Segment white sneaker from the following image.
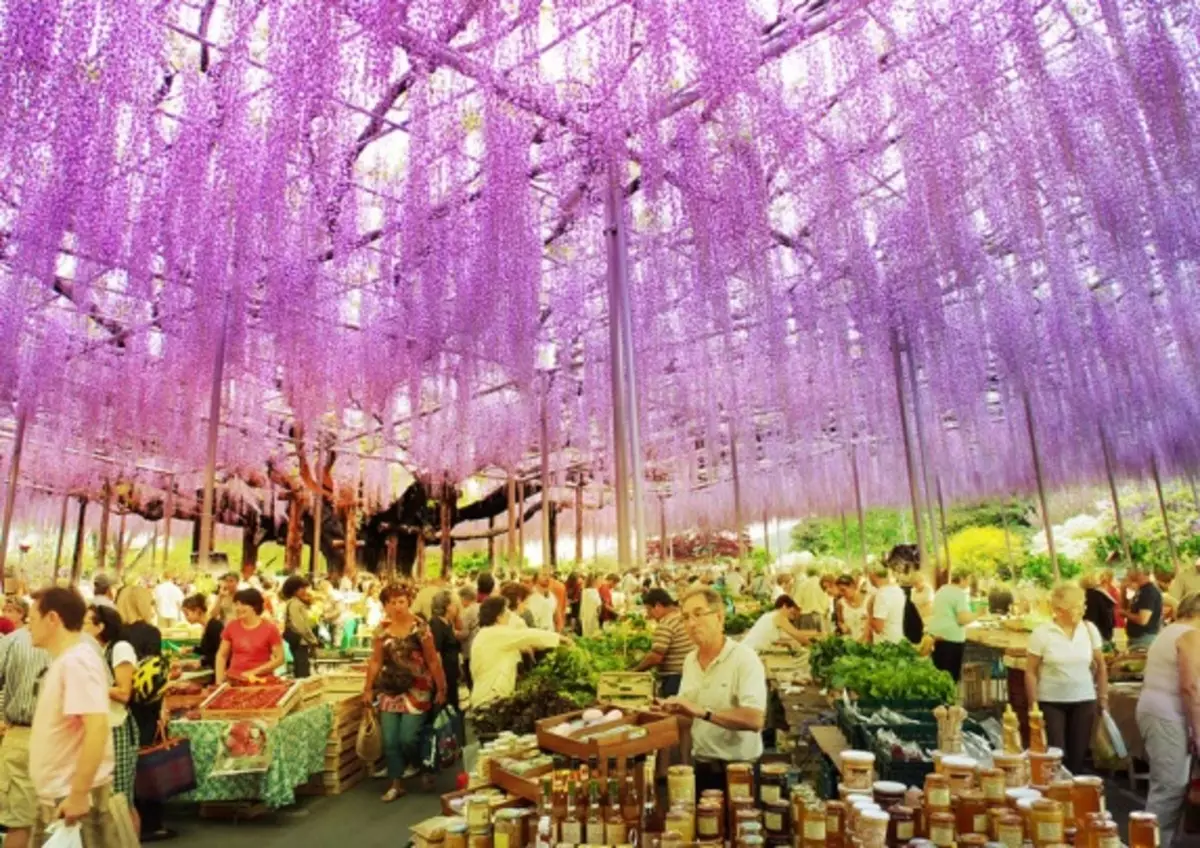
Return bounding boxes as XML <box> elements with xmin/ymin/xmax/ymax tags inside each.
<box><xmin>401</xmin><ymin>765</ymin><xmax>420</xmax><ymax>779</ymax></box>
<box><xmin>372</xmin><ymin>766</ymin><xmax>387</xmax><ymax>778</ymax></box>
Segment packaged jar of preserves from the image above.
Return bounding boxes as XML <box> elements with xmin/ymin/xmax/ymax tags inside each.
<box><xmin>494</xmin><ymin>810</ymin><xmax>526</xmax><ymax>848</ymax></box>
<box><xmin>790</xmin><ymin>788</ymin><xmax>808</xmax><ymax>834</ymax></box>
<box><xmin>728</xmin><ymin>763</ymin><xmax>756</xmax><ymax>802</ymax></box>
<box><xmin>942</xmin><ymin>755</ymin><xmax>979</xmax><ymax>793</ymax></box>
<box><xmin>825</xmin><ymin>801</ymin><xmax>846</xmax><ymax>848</ymax></box>
<box><xmin>1028</xmin><ymin>748</ymin><xmax>1063</xmax><ymax>787</ymax></box>
<box><xmin>872</xmin><ymin>781</ymin><xmax>906</xmax><ymax>812</ymax></box>
<box><xmin>469</xmin><ymin>828</ymin><xmax>492</xmax><ymax>848</ymax></box>
<box><xmin>801</xmin><ymin>803</ymin><xmax>825</xmax><ymax>848</ymax></box>
<box><xmin>1045</xmin><ymin>781</ymin><xmax>1074</xmax><ymax>827</ymax></box>
<box><xmin>996</xmin><ymin>813</ymin><xmax>1024</xmax><ymax>848</ymax></box>
<box><xmin>739</xmin><ymin>835</ymin><xmax>765</xmax><ymax>848</ymax></box>
<box><xmin>466</xmin><ymin>796</ymin><xmax>494</xmax><ymax>831</ymax></box>
<box><xmin>764</xmin><ymin>800</ymin><xmax>790</xmax><ymax>837</ymax></box>
<box><xmin>958</xmin><ymin>836</ymin><xmax>988</xmax><ymax>848</ymax></box>
<box><xmin>928</xmin><ymin>812</ymin><xmax>956</xmax><ymax>848</ymax></box>
<box><xmin>858</xmin><ymin>809</ymin><xmax>889</xmax><ymax>848</ymax></box>
<box><xmin>446</xmin><ymin>822</ymin><xmax>470</xmax><ymax>848</ymax></box>
<box><xmin>841</xmin><ymin>751</ymin><xmax>876</xmax><ymax>791</ymax></box>
<box><xmin>924</xmin><ymin>774</ymin><xmax>951</xmax><ymax>811</ymax></box>
<box><xmin>738</xmin><ymin>821</ymin><xmax>765</xmax><ymax>844</ymax></box>
<box><xmin>1005</xmin><ymin>787</ymin><xmax>1041</xmax><ymax>810</ymax></box>
<box><xmin>667</xmin><ymin>766</ymin><xmax>695</xmax><ymax>809</ymax></box>
<box><xmin>1072</xmin><ymin>776</ymin><xmax>1105</xmax><ymax>823</ymax></box>
<box><xmin>1091</xmin><ymin>820</ymin><xmax>1120</xmax><ymax>848</ymax></box>
<box><xmin>987</xmin><ymin>807</ymin><xmax>1009</xmax><ymax>841</ymax></box>
<box><xmin>888</xmin><ymin>805</ymin><xmax>915</xmax><ymax>847</ymax></box>
<box><xmin>760</xmin><ymin>762</ymin><xmax>790</xmax><ymax>805</ymax></box>
<box><xmin>1128</xmin><ymin>811</ymin><xmax>1160</xmax><ymax>848</ymax></box>
<box><xmin>735</xmin><ymin>806</ymin><xmax>763</xmax><ymax>833</ymax></box>
<box><xmin>992</xmin><ymin>752</ymin><xmax>1029</xmax><ymax>788</ymax></box>
<box><xmin>1030</xmin><ymin>799</ymin><xmax>1064</xmax><ymax>847</ymax></box>
<box><xmin>696</xmin><ymin>800</ymin><xmax>723</xmax><ymax>841</ymax></box>
<box><xmin>956</xmin><ymin>790</ymin><xmax>989</xmax><ymax>836</ymax></box>
<box><xmin>659</xmin><ymin>832</ymin><xmax>683</xmax><ymax>848</ymax></box>
<box><xmin>665</xmin><ymin>804</ymin><xmax>695</xmax><ymax>844</ymax></box>
<box><xmin>979</xmin><ymin>768</ymin><xmax>1007</xmax><ymax>805</ymax></box>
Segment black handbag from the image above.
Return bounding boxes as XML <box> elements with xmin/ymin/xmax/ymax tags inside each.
<box><xmin>135</xmin><ymin>723</ymin><xmax>198</xmax><ymax>802</ymax></box>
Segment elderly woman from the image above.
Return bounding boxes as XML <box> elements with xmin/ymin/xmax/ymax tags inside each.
<box><xmin>429</xmin><ymin>590</ymin><xmax>463</xmax><ymax>716</ymax></box>
<box><xmin>1136</xmin><ymin>592</ymin><xmax>1200</xmax><ymax>844</ymax></box>
<box><xmin>1025</xmin><ymin>583</ymin><xmax>1109</xmax><ymax>776</ymax></box>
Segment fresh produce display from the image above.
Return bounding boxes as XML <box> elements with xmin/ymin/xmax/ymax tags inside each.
<box><xmin>205</xmin><ymin>684</ymin><xmax>292</xmax><ymax>711</ymax></box>
<box><xmin>471</xmin><ymin>680</ymin><xmax>583</xmax><ymax>737</ymax></box>
<box><xmin>809</xmin><ymin>636</ymin><xmax>920</xmax><ymax>685</ymax></box>
<box><xmin>808</xmin><ymin>636</ymin><xmax>955</xmax><ymax>705</ymax></box>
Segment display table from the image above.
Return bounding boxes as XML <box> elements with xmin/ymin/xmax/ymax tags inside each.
<box><xmin>168</xmin><ymin>703</ymin><xmax>333</xmax><ymax>808</ymax></box>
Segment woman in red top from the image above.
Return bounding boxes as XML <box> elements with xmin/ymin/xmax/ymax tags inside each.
<box><xmin>215</xmin><ymin>588</ymin><xmax>284</xmax><ymax>684</ymax></box>
<box><xmin>363</xmin><ymin>584</ymin><xmax>446</xmax><ymax>802</ymax></box>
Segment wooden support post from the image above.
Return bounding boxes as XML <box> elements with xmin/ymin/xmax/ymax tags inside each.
<box><xmin>162</xmin><ymin>476</ymin><xmax>174</xmax><ymax>572</ymax></box>
<box><xmin>659</xmin><ymin>498</ymin><xmax>668</xmax><ymax>562</ymax></box>
<box><xmin>440</xmin><ymin>483</ymin><xmax>453</xmax><ymax>577</ymax></box>
<box><xmin>198</xmin><ymin>304</ymin><xmax>229</xmax><ymax>569</ymax></box>
<box><xmin>98</xmin><ymin>483</ymin><xmax>112</xmax><ymax>573</ymax></box>
<box><xmin>891</xmin><ymin>329</ymin><xmax>927</xmax><ymax>568</ymax></box>
<box><xmin>575</xmin><ymin>481</ymin><xmax>584</xmax><ymax>565</ymax></box>
<box><xmin>851</xmin><ymin>444</ymin><xmax>868</xmax><ymax>566</ymax></box>
<box><xmin>115</xmin><ymin>509</ymin><xmax>127</xmax><ymax>573</ymax></box>
<box><xmin>936</xmin><ymin>476</ymin><xmax>951</xmax><ymax>584</ymax></box>
<box><xmin>906</xmin><ymin>347</ymin><xmax>940</xmax><ymax>570</ymax></box>
<box><xmin>517</xmin><ymin>480</ymin><xmax>526</xmax><ymax>568</ymax></box>
<box><xmin>0</xmin><ymin>406</ymin><xmax>27</xmax><ymax>588</ymax></box>
<box><xmin>1100</xmin><ymin>427</ymin><xmax>1132</xmax><ymax>568</ymax></box>
<box><xmin>1152</xmin><ymin>456</ymin><xmax>1178</xmax><ymax>569</ymax></box>
<box><xmin>487</xmin><ymin>515</ymin><xmax>495</xmax><ymax>567</ymax></box>
<box><xmin>1023</xmin><ymin>392</ymin><xmax>1057</xmax><ymax>580</ymax></box>
<box><xmin>53</xmin><ymin>493</ymin><xmax>70</xmax><ymax>581</ymax></box>
<box><xmin>309</xmin><ymin>449</ymin><xmax>324</xmax><ymax>579</ymax></box>
<box><xmin>729</xmin><ymin>425</ymin><xmax>745</xmax><ymax>564</ymax></box>
<box><xmin>540</xmin><ymin>391</ymin><xmax>552</xmax><ymax>570</ymax></box>
<box><xmin>415</xmin><ymin>532</ymin><xmax>426</xmax><ymax>580</ymax></box>
<box><xmin>506</xmin><ymin>475</ymin><xmax>517</xmax><ymax>567</ymax></box>
<box><xmin>70</xmin><ymin>497</ymin><xmax>88</xmax><ymax>586</ymax></box>
<box><xmin>548</xmin><ymin>503</ymin><xmax>558</xmax><ymax>569</ymax></box>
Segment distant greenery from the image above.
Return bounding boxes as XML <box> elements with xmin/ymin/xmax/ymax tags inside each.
<box><xmin>942</xmin><ymin>498</ymin><xmax>1035</xmax><ymax>536</ymax></box>
<box><xmin>790</xmin><ymin>509</ymin><xmax>908</xmax><ymax>559</ymax></box>
<box><xmin>1019</xmin><ymin>553</ymin><xmax>1084</xmax><ymax>588</ymax></box>
<box><xmin>945</xmin><ymin>526</ymin><xmax>1023</xmax><ymax>577</ymax></box>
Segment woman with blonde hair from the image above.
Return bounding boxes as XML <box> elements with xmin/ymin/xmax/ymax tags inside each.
<box><xmin>1025</xmin><ymin>583</ymin><xmax>1108</xmax><ymax>776</ymax></box>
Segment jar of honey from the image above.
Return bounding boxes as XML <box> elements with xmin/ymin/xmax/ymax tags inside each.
<box><xmin>739</xmin><ymin>835</ymin><xmax>765</xmax><ymax>848</ymax></box>
<box><xmin>739</xmin><ymin>822</ymin><xmax>765</xmax><ymax>845</ymax></box>
<box><xmin>872</xmin><ymin>781</ymin><xmax>907</xmax><ymax>812</ymax></box>
<box><xmin>859</xmin><ymin>809</ymin><xmax>890</xmax><ymax>848</ymax></box>
<box><xmin>446</xmin><ymin>823</ymin><xmax>469</xmax><ymax>848</ymax></box>
<box><xmin>660</xmin><ymin>832</ymin><xmax>684</xmax><ymax>848</ymax></box>
<box><xmin>1005</xmin><ymin>787</ymin><xmax>1042</xmax><ymax>810</ymax></box>
<box><xmin>728</xmin><ymin>763</ymin><xmax>756</xmax><ymax>802</ymax></box>
<box><xmin>801</xmin><ymin>803</ymin><xmax>825</xmax><ymax>848</ymax></box>
<box><xmin>956</xmin><ymin>789</ymin><xmax>989</xmax><ymax>836</ymax></box>
<box><xmin>1045</xmin><ymin>781</ymin><xmax>1074</xmax><ymax>826</ymax></box>
<box><xmin>763</xmin><ymin>801</ymin><xmax>789</xmax><ymax>837</ymax></box>
<box><xmin>996</xmin><ymin>813</ymin><xmax>1024</xmax><ymax>848</ymax></box>
<box><xmin>735</xmin><ymin>806</ymin><xmax>763</xmax><ymax>835</ymax></box>
<box><xmin>928</xmin><ymin>812</ymin><xmax>956</xmax><ymax>848</ymax></box>
<box><xmin>942</xmin><ymin>755</ymin><xmax>979</xmax><ymax>793</ymax></box>
<box><xmin>493</xmin><ymin>810</ymin><xmax>525</xmax><ymax>848</ymax></box>
<box><xmin>1072</xmin><ymin>776</ymin><xmax>1105</xmax><ymax>824</ymax></box>
<box><xmin>668</xmin><ymin>765</ymin><xmax>696</xmax><ymax>809</ymax></box>
<box><xmin>1028</xmin><ymin>748</ymin><xmax>1063</xmax><ymax>786</ymax></box>
<box><xmin>924</xmin><ymin>775</ymin><xmax>951</xmax><ymax>811</ymax></box>
<box><xmin>465</xmin><ymin>796</ymin><xmax>493</xmax><ymax>831</ymax></box>
<box><xmin>760</xmin><ymin>762</ymin><xmax>790</xmax><ymax>805</ymax></box>
<box><xmin>696</xmin><ymin>800</ymin><xmax>723</xmax><ymax>841</ymax></box>
<box><xmin>468</xmin><ymin>829</ymin><xmax>492</xmax><ymax>848</ymax></box>
<box><xmin>958</xmin><ymin>836</ymin><xmax>989</xmax><ymax>848</ymax></box>
<box><xmin>993</xmin><ymin>752</ymin><xmax>1029</xmax><ymax>788</ymax></box>
<box><xmin>1030</xmin><ymin>799</ymin><xmax>1064</xmax><ymax>847</ymax></box>
<box><xmin>1128</xmin><ymin>811</ymin><xmax>1160</xmax><ymax>848</ymax></box>
<box><xmin>841</xmin><ymin>751</ymin><xmax>876</xmax><ymax>791</ymax></box>
<box><xmin>987</xmin><ymin>807</ymin><xmax>1009</xmax><ymax>841</ymax></box>
<box><xmin>666</xmin><ymin>804</ymin><xmax>695</xmax><ymax>843</ymax></box>
<box><xmin>979</xmin><ymin>768</ymin><xmax>1007</xmax><ymax>805</ymax></box>
<box><xmin>824</xmin><ymin>801</ymin><xmax>846</xmax><ymax>848</ymax></box>
<box><xmin>888</xmin><ymin>805</ymin><xmax>915</xmax><ymax>847</ymax></box>
<box><xmin>1091</xmin><ymin>819</ymin><xmax>1120</xmax><ymax>848</ymax></box>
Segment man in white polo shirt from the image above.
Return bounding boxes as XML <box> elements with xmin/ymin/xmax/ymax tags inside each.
<box><xmin>868</xmin><ymin>566</ymin><xmax>907</xmax><ymax>644</ymax></box>
<box><xmin>662</xmin><ymin>587</ymin><xmax>768</xmax><ymax>793</ymax></box>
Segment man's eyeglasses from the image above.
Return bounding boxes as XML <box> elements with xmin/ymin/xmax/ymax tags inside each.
<box><xmin>680</xmin><ymin>608</ymin><xmax>718</xmax><ymax>624</ymax></box>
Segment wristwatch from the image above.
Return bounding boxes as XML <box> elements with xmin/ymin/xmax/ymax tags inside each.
<box><xmin>703</xmin><ymin>709</ymin><xmax>713</xmax><ymax>723</ymax></box>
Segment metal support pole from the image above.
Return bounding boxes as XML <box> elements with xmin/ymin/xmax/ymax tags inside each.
<box><xmin>729</xmin><ymin>425</ymin><xmax>745</xmax><ymax>564</ymax></box>
<box><xmin>891</xmin><ymin>329</ymin><xmax>927</xmax><ymax>568</ymax></box>
<box><xmin>575</xmin><ymin>481</ymin><xmax>584</xmax><ymax>564</ymax></box>
<box><xmin>906</xmin><ymin>347</ymin><xmax>940</xmax><ymax>570</ymax></box>
<box><xmin>309</xmin><ymin>449</ymin><xmax>324</xmax><ymax>579</ymax></box>
<box><xmin>517</xmin><ymin>480</ymin><xmax>526</xmax><ymax>567</ymax></box>
<box><xmin>936</xmin><ymin>476</ymin><xmax>951</xmax><ymax>581</ymax></box>
<box><xmin>53</xmin><ymin>493</ymin><xmax>70</xmax><ymax>581</ymax></box>
<box><xmin>507</xmin><ymin>474</ymin><xmax>517</xmax><ymax>566</ymax></box>
<box><xmin>1100</xmin><ymin>427</ymin><xmax>1132</xmax><ymax>568</ymax></box>
<box><xmin>1023</xmin><ymin>392</ymin><xmax>1058</xmax><ymax>580</ymax></box>
<box><xmin>604</xmin><ymin>161</ymin><xmax>633</xmax><ymax>569</ymax></box>
<box><xmin>162</xmin><ymin>475</ymin><xmax>174</xmax><ymax>572</ymax></box>
<box><xmin>540</xmin><ymin>393</ymin><xmax>552</xmax><ymax>570</ymax></box>
<box><xmin>198</xmin><ymin>306</ymin><xmax>229</xmax><ymax>569</ymax></box>
<box><xmin>0</xmin><ymin>407</ymin><xmax>28</xmax><ymax>586</ymax></box>
<box><xmin>1152</xmin><ymin>456</ymin><xmax>1178</xmax><ymax>569</ymax></box>
<box><xmin>487</xmin><ymin>515</ymin><xmax>495</xmax><ymax>567</ymax></box>
<box><xmin>70</xmin><ymin>497</ymin><xmax>87</xmax><ymax>586</ymax></box>
<box><xmin>851</xmin><ymin>444</ymin><xmax>868</xmax><ymax>566</ymax></box>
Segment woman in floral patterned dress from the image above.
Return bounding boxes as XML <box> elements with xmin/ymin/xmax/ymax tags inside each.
<box><xmin>363</xmin><ymin>584</ymin><xmax>447</xmax><ymax>802</ymax></box>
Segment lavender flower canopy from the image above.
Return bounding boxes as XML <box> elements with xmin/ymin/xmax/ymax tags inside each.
<box><xmin>0</xmin><ymin>0</ymin><xmax>1198</xmax><ymax>530</ymax></box>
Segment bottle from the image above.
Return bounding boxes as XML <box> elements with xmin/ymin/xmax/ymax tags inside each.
<box><xmin>623</xmin><ymin>758</ymin><xmax>643</xmax><ymax>846</ymax></box>
<box><xmin>536</xmin><ymin>777</ymin><xmax>557</xmax><ymax>848</ymax></box>
<box><xmin>586</xmin><ymin>781</ymin><xmax>606</xmax><ymax>845</ymax></box>
<box><xmin>606</xmin><ymin>778</ymin><xmax>627</xmax><ymax>846</ymax></box>
<box><xmin>1028</xmin><ymin>702</ymin><xmax>1048</xmax><ymax>754</ymax></box>
<box><xmin>561</xmin><ymin>781</ymin><xmax>583</xmax><ymax>847</ymax></box>
<box><xmin>587</xmin><ymin>762</ymin><xmax>602</xmax><ymax>822</ymax></box>
<box><xmin>643</xmin><ymin>754</ymin><xmax>665</xmax><ymax>836</ymax></box>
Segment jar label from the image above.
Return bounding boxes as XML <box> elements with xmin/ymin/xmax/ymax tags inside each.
<box><xmin>896</xmin><ymin>822</ymin><xmax>913</xmax><ymax>840</ymax></box>
<box><xmin>587</xmin><ymin>824</ymin><xmax>606</xmax><ymax>845</ymax></box>
<box><xmin>825</xmin><ymin>816</ymin><xmax>840</xmax><ymax>834</ymax></box>
<box><xmin>606</xmin><ymin>823</ymin><xmax>625</xmax><ymax>844</ymax></box>
<box><xmin>766</xmin><ymin>813</ymin><xmax>783</xmax><ymax>832</ymax></box>
<box><xmin>495</xmin><ymin>835</ymin><xmax>509</xmax><ymax>848</ymax></box>
<box><xmin>1038</xmin><ymin>822</ymin><xmax>1063</xmax><ymax>842</ymax></box>
<box><xmin>931</xmin><ymin>825</ymin><xmax>954</xmax><ymax>845</ymax></box>
<box><xmin>928</xmin><ymin>788</ymin><xmax>950</xmax><ymax>807</ymax></box>
<box><xmin>729</xmin><ymin>784</ymin><xmax>752</xmax><ymax>800</ymax></box>
<box><xmin>804</xmin><ymin>821</ymin><xmax>825</xmax><ymax>840</ymax></box>
<box><xmin>761</xmin><ymin>785</ymin><xmax>781</xmax><ymax>804</ymax></box>
<box><xmin>698</xmin><ymin>818</ymin><xmax>718</xmax><ymax>837</ymax></box>
<box><xmin>974</xmin><ymin>815</ymin><xmax>989</xmax><ymax>833</ymax></box>
<box><xmin>562</xmin><ymin>823</ymin><xmax>582</xmax><ymax>845</ymax></box>
<box><xmin>1099</xmin><ymin>837</ymin><xmax>1121</xmax><ymax>848</ymax></box>
<box><xmin>999</xmin><ymin>826</ymin><xmax>1023</xmax><ymax>848</ymax></box>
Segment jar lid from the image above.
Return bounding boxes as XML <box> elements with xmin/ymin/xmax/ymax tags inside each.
<box><xmin>1005</xmin><ymin>788</ymin><xmax>1042</xmax><ymax>801</ymax></box>
<box><xmin>862</xmin><ymin>809</ymin><xmax>890</xmax><ymax>823</ymax></box>
<box><xmin>1030</xmin><ymin>747</ymin><xmax>1063</xmax><ymax>758</ymax></box>
<box><xmin>495</xmin><ymin>810</ymin><xmax>524</xmax><ymax>820</ymax></box>
<box><xmin>669</xmin><ymin>765</ymin><xmax>694</xmax><ymax>774</ymax></box>
<box><xmin>840</xmin><ymin>750</ymin><xmax>875</xmax><ymax>763</ymax></box>
<box><xmin>872</xmin><ymin>781</ymin><xmax>906</xmax><ymax>794</ymax></box>
<box><xmin>941</xmin><ymin>755</ymin><xmax>978</xmax><ymax>768</ymax></box>
<box><xmin>447</xmin><ymin>822</ymin><xmax>470</xmax><ymax>833</ymax></box>
<box><xmin>761</xmin><ymin>762</ymin><xmax>789</xmax><ymax>775</ymax></box>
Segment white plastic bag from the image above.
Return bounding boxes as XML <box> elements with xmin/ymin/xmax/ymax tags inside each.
<box><xmin>1099</xmin><ymin>709</ymin><xmax>1128</xmax><ymax>758</ymax></box>
<box><xmin>42</xmin><ymin>821</ymin><xmax>83</xmax><ymax>848</ymax></box>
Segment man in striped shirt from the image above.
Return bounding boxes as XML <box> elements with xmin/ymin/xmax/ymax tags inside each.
<box><xmin>636</xmin><ymin>589</ymin><xmax>694</xmax><ymax>697</ymax></box>
<box><xmin>0</xmin><ymin>615</ymin><xmax>51</xmax><ymax>848</ymax></box>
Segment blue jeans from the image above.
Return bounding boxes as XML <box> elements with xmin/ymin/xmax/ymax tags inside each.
<box><xmin>380</xmin><ymin>711</ymin><xmax>426</xmax><ymax>779</ymax></box>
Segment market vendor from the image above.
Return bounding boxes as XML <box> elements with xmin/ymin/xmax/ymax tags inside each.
<box><xmin>662</xmin><ymin>587</ymin><xmax>768</xmax><ymax>793</ymax></box>
<box><xmin>1125</xmin><ymin>565</ymin><xmax>1164</xmax><ymax>649</ymax></box>
<box><xmin>470</xmin><ymin>596</ymin><xmax>564</xmax><ymax>708</ymax></box>
<box><xmin>182</xmin><ymin>593</ymin><xmax>223</xmax><ymax>668</ymax></box>
<box><xmin>215</xmin><ymin>588</ymin><xmax>285</xmax><ymax>684</ymax></box>
<box><xmin>740</xmin><ymin>596</ymin><xmax>821</xmax><ymax>653</ymax></box>
<box><xmin>635</xmin><ymin>589</ymin><xmax>694</xmax><ymax>697</ymax></box>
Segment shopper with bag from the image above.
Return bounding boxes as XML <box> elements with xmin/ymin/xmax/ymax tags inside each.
<box><xmin>0</xmin><ymin>605</ymin><xmax>50</xmax><ymax>848</ymax></box>
<box><xmin>363</xmin><ymin>584</ymin><xmax>447</xmax><ymax>803</ymax></box>
<box><xmin>28</xmin><ymin>588</ymin><xmax>119</xmax><ymax>847</ymax></box>
<box><xmin>83</xmin><ymin>606</ymin><xmax>141</xmax><ymax>834</ymax></box>
<box><xmin>1136</xmin><ymin>592</ymin><xmax>1200</xmax><ymax>845</ymax></box>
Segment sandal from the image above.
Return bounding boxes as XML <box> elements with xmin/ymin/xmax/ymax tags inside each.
<box><xmin>381</xmin><ymin>787</ymin><xmax>406</xmax><ymax>803</ymax></box>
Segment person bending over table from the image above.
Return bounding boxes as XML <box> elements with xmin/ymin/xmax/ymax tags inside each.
<box><xmin>215</xmin><ymin>588</ymin><xmax>284</xmax><ymax>685</ymax></box>
<box><xmin>661</xmin><ymin>587</ymin><xmax>768</xmax><ymax>794</ymax></box>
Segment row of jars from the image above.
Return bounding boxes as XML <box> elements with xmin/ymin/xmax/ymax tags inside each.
<box><xmin>841</xmin><ymin>749</ymin><xmax>1066</xmax><ymax>797</ymax></box>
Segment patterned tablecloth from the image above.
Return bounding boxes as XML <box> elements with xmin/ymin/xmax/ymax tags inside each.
<box><xmin>168</xmin><ymin>704</ymin><xmax>332</xmax><ymax>808</ymax></box>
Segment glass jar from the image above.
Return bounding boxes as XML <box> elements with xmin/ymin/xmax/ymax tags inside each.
<box><xmin>1028</xmin><ymin>748</ymin><xmax>1063</xmax><ymax>787</ymax></box>
<box><xmin>956</xmin><ymin>790</ymin><xmax>989</xmax><ymax>836</ymax></box>
<box><xmin>1045</xmin><ymin>782</ymin><xmax>1074</xmax><ymax>828</ymax></box>
<box><xmin>446</xmin><ymin>823</ymin><xmax>469</xmax><ymax>848</ymax></box>
<box><xmin>468</xmin><ymin>829</ymin><xmax>492</xmax><ymax>848</ymax></box>
<box><xmin>1030</xmin><ymin>799</ymin><xmax>1064</xmax><ymax>847</ymax></box>
<box><xmin>660</xmin><ymin>832</ymin><xmax>683</xmax><ymax>848</ymax></box>
<box><xmin>764</xmin><ymin>801</ymin><xmax>790</xmax><ymax>837</ymax></box>
<box><xmin>1091</xmin><ymin>820</ymin><xmax>1120</xmax><ymax>848</ymax></box>
<box><xmin>942</xmin><ymin>755</ymin><xmax>979</xmax><ymax>793</ymax></box>
<box><xmin>859</xmin><ymin>809</ymin><xmax>890</xmax><ymax>848</ymax></box>
<box><xmin>466</xmin><ymin>796</ymin><xmax>493</xmax><ymax>831</ymax></box>
<box><xmin>738</xmin><ymin>821</ymin><xmax>765</xmax><ymax>844</ymax></box>
<box><xmin>928</xmin><ymin>812</ymin><xmax>956</xmax><ymax>848</ymax></box>
<box><xmin>992</xmin><ymin>752</ymin><xmax>1028</xmax><ymax>788</ymax></box>
<box><xmin>800</xmin><ymin>803</ymin><xmax>825</xmax><ymax>848</ymax></box>
<box><xmin>701</xmin><ymin>789</ymin><xmax>725</xmax><ymax>803</ymax></box>
<box><xmin>739</xmin><ymin>836</ymin><xmax>765</xmax><ymax>848</ymax></box>
<box><xmin>728</xmin><ymin>763</ymin><xmax>756</xmax><ymax>802</ymax></box>
<box><xmin>494</xmin><ymin>810</ymin><xmax>526</xmax><ymax>848</ymax></box>
<box><xmin>696</xmin><ymin>800</ymin><xmax>723</xmax><ymax>842</ymax></box>
<box><xmin>987</xmin><ymin>807</ymin><xmax>1009</xmax><ymax>841</ymax></box>
<box><xmin>841</xmin><ymin>751</ymin><xmax>876</xmax><ymax>791</ymax></box>
<box><xmin>889</xmin><ymin>805</ymin><xmax>915</xmax><ymax>847</ymax></box>
<box><xmin>735</xmin><ymin>807</ymin><xmax>763</xmax><ymax>834</ymax></box>
<box><xmin>1005</xmin><ymin>787</ymin><xmax>1041</xmax><ymax>810</ymax></box>
<box><xmin>760</xmin><ymin>762</ymin><xmax>790</xmax><ymax>805</ymax></box>
<box><xmin>1129</xmin><ymin>811</ymin><xmax>1160</xmax><ymax>848</ymax></box>
<box><xmin>873</xmin><ymin>781</ymin><xmax>907</xmax><ymax>812</ymax></box>
<box><xmin>665</xmin><ymin>804</ymin><xmax>695</xmax><ymax>844</ymax></box>
<box><xmin>824</xmin><ymin>801</ymin><xmax>846</xmax><ymax>848</ymax></box>
<box><xmin>996</xmin><ymin>813</ymin><xmax>1024</xmax><ymax>848</ymax></box>
<box><xmin>979</xmin><ymin>769</ymin><xmax>1007</xmax><ymax>805</ymax></box>
<box><xmin>923</xmin><ymin>775</ymin><xmax>951</xmax><ymax>811</ymax></box>
<box><xmin>958</xmin><ymin>836</ymin><xmax>989</xmax><ymax>848</ymax></box>
<box><xmin>668</xmin><ymin>766</ymin><xmax>695</xmax><ymax>809</ymax></box>
<box><xmin>1072</xmin><ymin>776</ymin><xmax>1104</xmax><ymax>824</ymax></box>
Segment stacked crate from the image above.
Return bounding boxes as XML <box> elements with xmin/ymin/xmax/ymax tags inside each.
<box><xmin>297</xmin><ymin>689</ymin><xmax>378</xmax><ymax>796</ymax></box>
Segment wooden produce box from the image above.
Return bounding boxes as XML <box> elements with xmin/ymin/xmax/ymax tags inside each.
<box><xmin>296</xmin><ymin>756</ymin><xmax>366</xmax><ymax>796</ymax></box>
<box><xmin>535</xmin><ymin>707</ymin><xmax>678</xmax><ymax>765</ymax></box>
<box><xmin>596</xmin><ymin>672</ymin><xmax>655</xmax><ymax>708</ymax></box>
<box><xmin>316</xmin><ymin>666</ymin><xmax>368</xmax><ymax>694</ymax></box>
<box><xmin>300</xmin><ymin>691</ymin><xmax>380</xmax><ymax>796</ymax></box>
<box><xmin>440</xmin><ymin>788</ymin><xmax>530</xmax><ymax>818</ymax></box>
<box><xmin>198</xmin><ymin>681</ymin><xmax>303</xmax><ymax>722</ymax></box>
<box><xmin>487</xmin><ymin>759</ymin><xmax>554</xmax><ymax>803</ymax></box>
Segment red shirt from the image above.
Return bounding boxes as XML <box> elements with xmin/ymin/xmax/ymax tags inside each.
<box><xmin>0</xmin><ymin>618</ymin><xmax>15</xmax><ymax>636</ymax></box>
<box><xmin>1106</xmin><ymin>584</ymin><xmax>1125</xmax><ymax>628</ymax></box>
<box><xmin>222</xmin><ymin>619</ymin><xmax>283</xmax><ymax>678</ymax></box>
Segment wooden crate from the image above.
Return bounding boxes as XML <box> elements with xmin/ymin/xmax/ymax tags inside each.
<box><xmin>297</xmin><ymin>757</ymin><xmax>366</xmax><ymax>796</ymax></box>
<box><xmin>961</xmin><ymin>663</ymin><xmax>994</xmax><ymax>710</ymax></box>
<box><xmin>198</xmin><ymin>681</ymin><xmax>303</xmax><ymax>722</ymax></box>
<box><xmin>487</xmin><ymin>759</ymin><xmax>553</xmax><ymax>803</ymax></box>
<box><xmin>535</xmin><ymin>707</ymin><xmax>678</xmax><ymax>764</ymax></box>
<box><xmin>596</xmin><ymin>672</ymin><xmax>655</xmax><ymax>707</ymax></box>
<box><xmin>317</xmin><ymin>668</ymin><xmax>368</xmax><ymax>694</ymax></box>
